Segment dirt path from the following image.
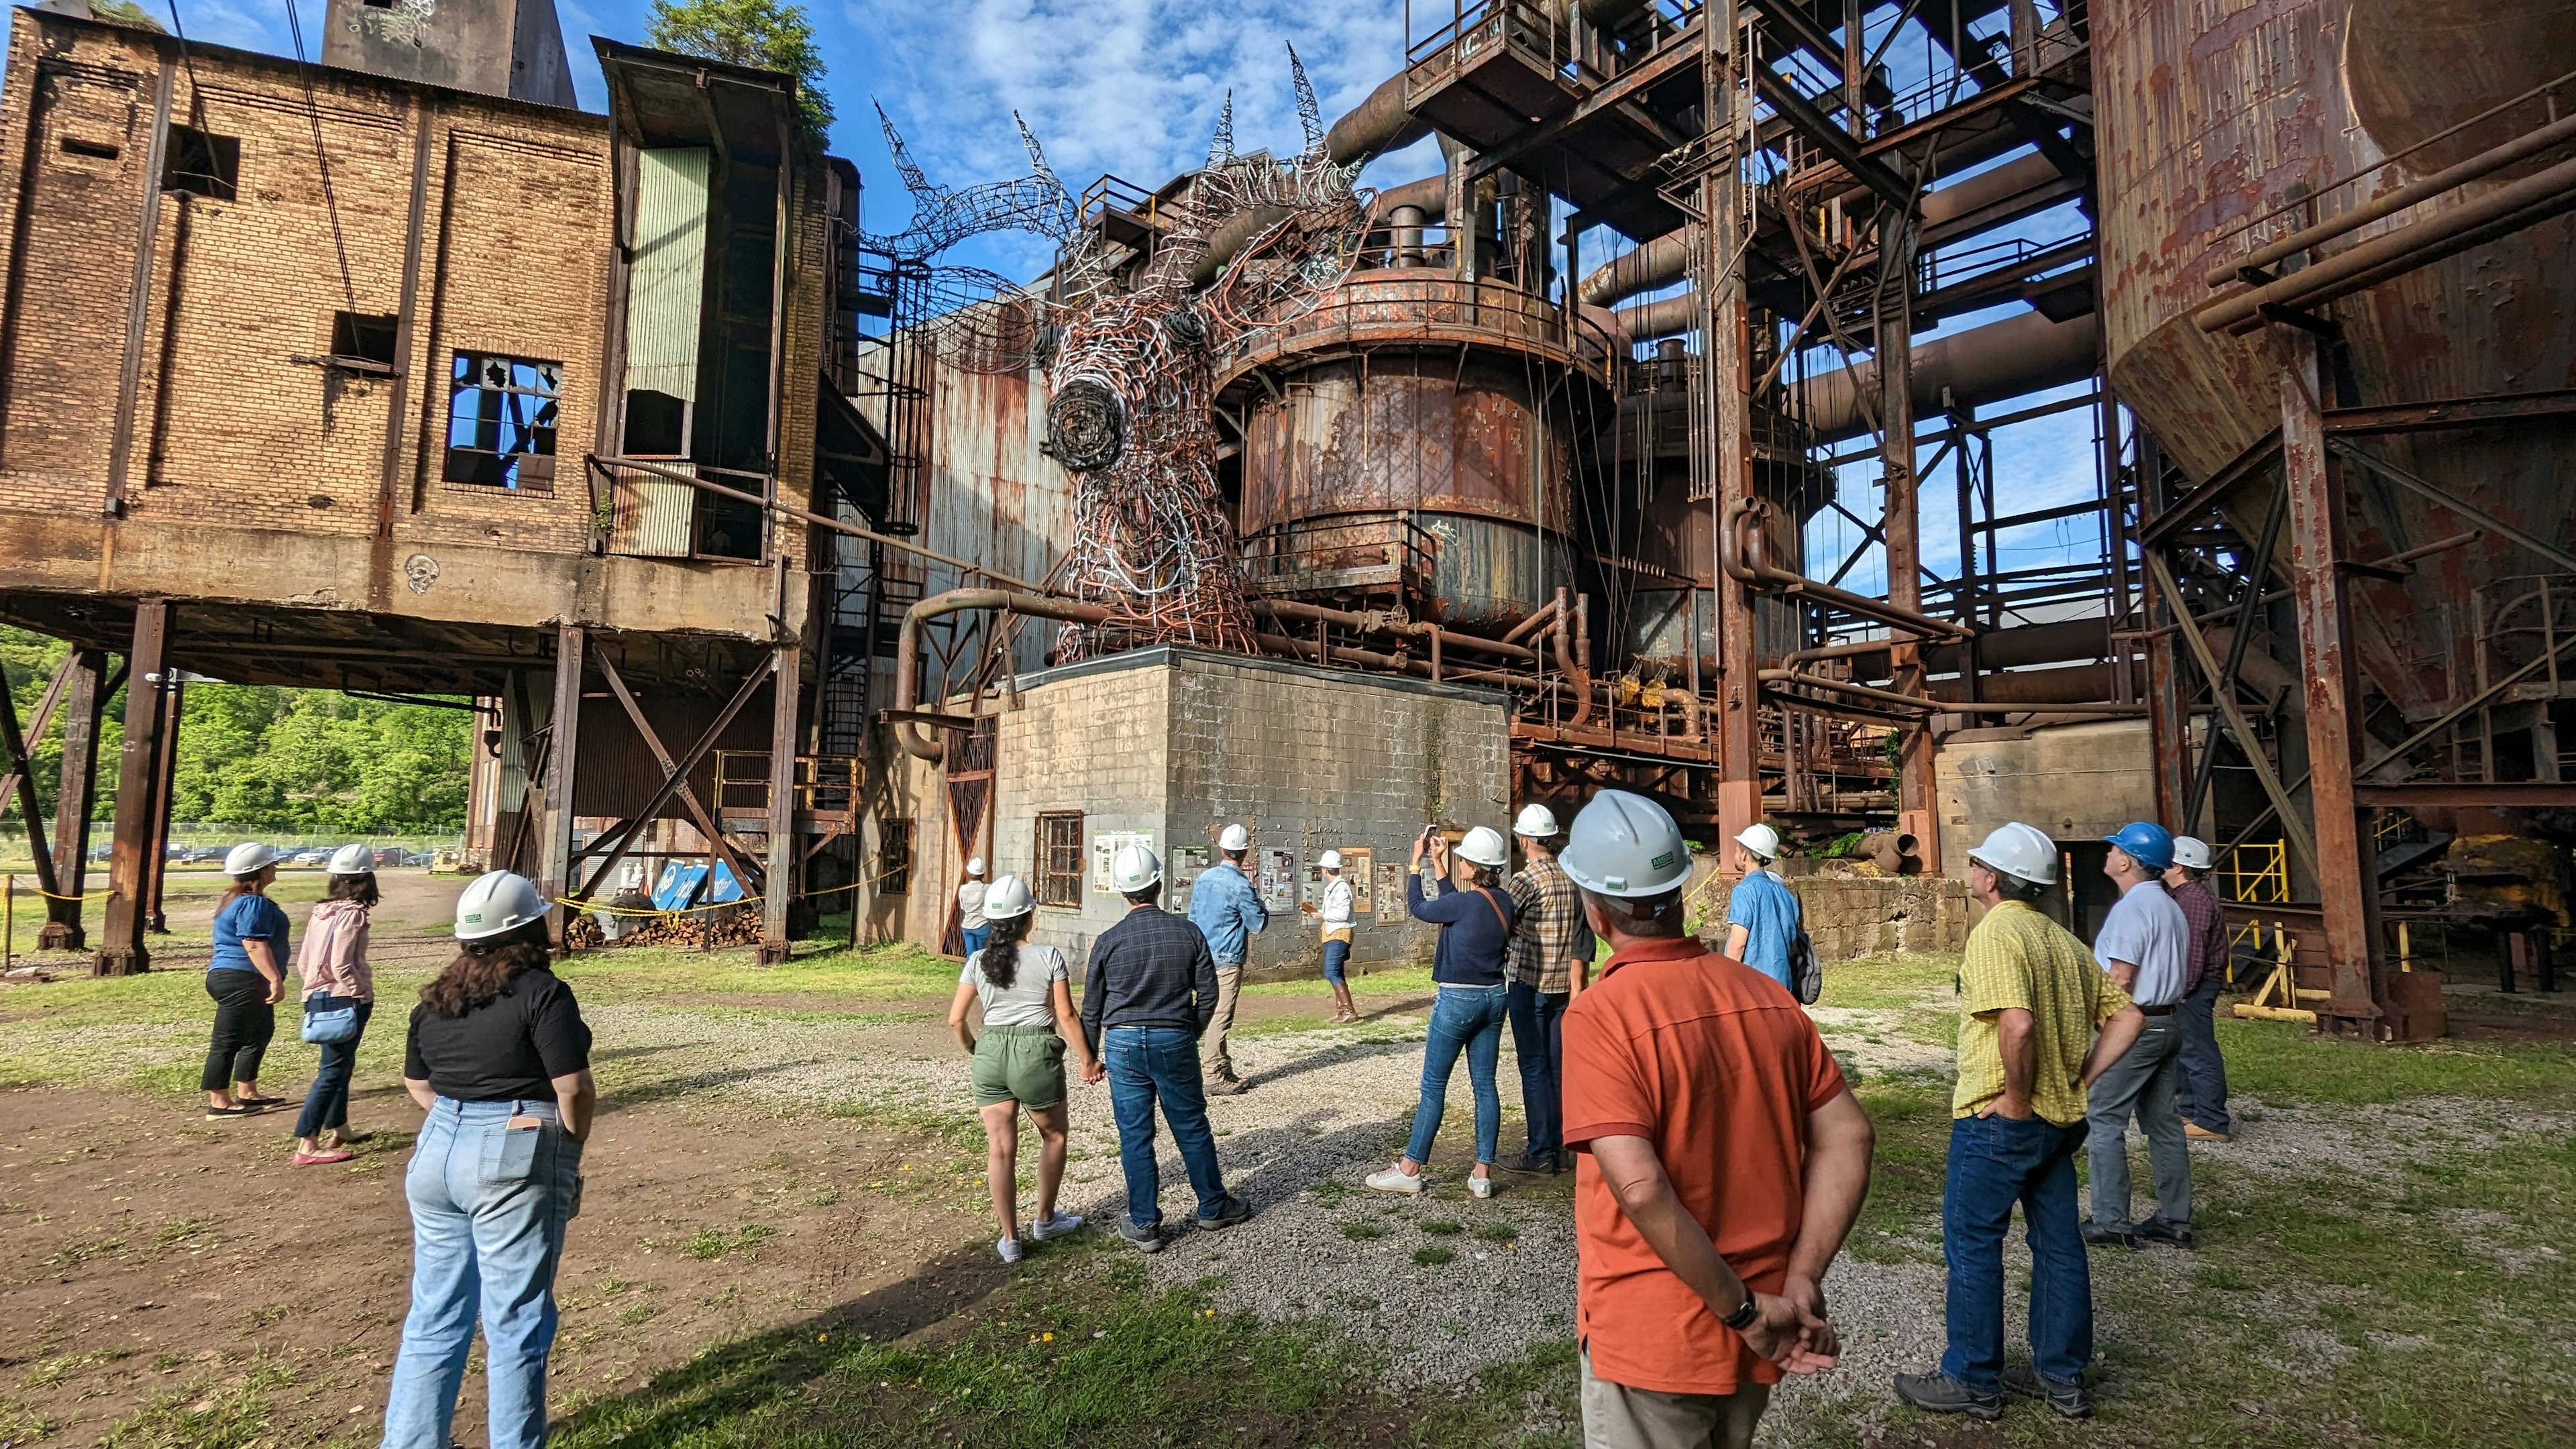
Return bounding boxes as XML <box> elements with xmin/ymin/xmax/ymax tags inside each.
<box><xmin>0</xmin><ymin>1085</ymin><xmax>994</xmax><ymax>1447</ymax></box>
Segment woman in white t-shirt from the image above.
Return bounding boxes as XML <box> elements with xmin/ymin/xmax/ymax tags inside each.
<box><xmin>947</xmin><ymin>873</ymin><xmax>1098</xmax><ymax>1263</ymax></box>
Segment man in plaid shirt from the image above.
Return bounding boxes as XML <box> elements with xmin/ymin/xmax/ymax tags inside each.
<box><xmin>1501</xmin><ymin>803</ymin><xmax>1595</xmax><ymax>1175</ymax></box>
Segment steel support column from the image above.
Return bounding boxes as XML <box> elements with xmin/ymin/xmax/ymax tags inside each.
<box><xmin>2279</xmin><ymin>334</ymin><xmax>2380</xmax><ymax>1034</ymax></box>
<box><xmin>94</xmin><ymin>602</ymin><xmax>167</xmax><ymax>977</ymax></box>
<box><xmin>1701</xmin><ymin>3</ymin><xmax>1761</xmax><ymax>856</ymax></box>
<box><xmin>2144</xmin><ymin>594</ymin><xmax>2190</xmax><ymax>830</ymax></box>
<box><xmin>40</xmin><ymin>649</ymin><xmax>107</xmax><ymax>951</ymax></box>
<box><xmin>761</xmin><ymin>641</ymin><xmax>802</xmax><ymax>963</ymax></box>
<box><xmin>145</xmin><ymin>678</ymin><xmax>182</xmax><ymax>933</ymax></box>
<box><xmin>1880</xmin><ymin>215</ymin><xmax>1937</xmax><ymax>870</ymax></box>
<box><xmin>538</xmin><ymin>626</ymin><xmax>584</xmax><ymax>949</ymax></box>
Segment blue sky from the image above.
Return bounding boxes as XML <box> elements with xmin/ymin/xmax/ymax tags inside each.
<box><xmin>151</xmin><ymin>0</ymin><xmax>2106</xmax><ymax>602</ymax></box>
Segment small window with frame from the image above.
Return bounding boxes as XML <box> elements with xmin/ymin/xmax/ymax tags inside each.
<box><xmin>878</xmin><ymin>818</ymin><xmax>913</xmax><ymax>896</ymax></box>
<box><xmin>443</xmin><ymin>351</ymin><xmax>560</xmax><ymax>490</ymax></box>
<box><xmin>1036</xmin><ymin>811</ymin><xmax>1085</xmax><ymax>908</ymax></box>
<box><xmin>162</xmin><ymin>125</ymin><xmax>238</xmax><ymax>200</ymax></box>
<box><xmin>330</xmin><ymin>311</ymin><xmax>399</xmax><ymax>372</ymax></box>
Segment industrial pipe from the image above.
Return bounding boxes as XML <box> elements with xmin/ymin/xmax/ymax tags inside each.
<box><xmin>892</xmin><ymin>589</ymin><xmax>1112</xmax><ymax>762</ymax></box>
<box><xmin>1326</xmin><ymin>72</ymin><xmax>1431</xmax><ymax>165</ymax></box>
<box><xmin>1371</xmin><ymin>175</ymin><xmax>1447</xmax><ymax>221</ymax></box>
<box><xmin>1725</xmin><ymin>500</ymin><xmax>1973</xmax><ymax>641</ymax></box>
<box><xmin>2198</xmin><ymin>151</ymin><xmax>2576</xmax><ymax>333</ymax></box>
<box><xmin>2202</xmin><ymin>110</ymin><xmax>2576</xmax><ymax>288</ymax></box>
<box><xmin>1792</xmin><ymin>309</ymin><xmax>2102</xmax><ymax>443</ymax></box>
<box><xmin>1579</xmin><ymin>231</ymin><xmax>1691</xmax><ymax>308</ymax></box>
<box><xmin>1761</xmin><ymin>669</ymin><xmax>2145</xmax><ymax>715</ymax></box>
<box><xmin>1189</xmin><ymin>203</ymin><xmax>1297</xmax><ymax>286</ymax></box>
<box><xmin>1248</xmin><ymin>598</ymin><xmax>1539</xmax><ymax>663</ymax></box>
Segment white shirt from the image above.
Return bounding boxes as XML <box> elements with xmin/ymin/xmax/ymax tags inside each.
<box><xmin>2094</xmin><ymin>879</ymin><xmax>2190</xmax><ymax>1006</ymax></box>
<box><xmin>960</xmin><ymin>943</ymin><xmax>1067</xmax><ymax>1028</ymax></box>
<box><xmin>1320</xmin><ymin>875</ymin><xmax>1353</xmax><ymax>928</ymax></box>
<box><xmin>957</xmin><ymin>879</ymin><xmax>987</xmax><ymax>930</ymax></box>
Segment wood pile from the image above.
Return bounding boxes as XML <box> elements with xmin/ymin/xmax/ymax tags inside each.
<box><xmin>568</xmin><ymin>903</ymin><xmax>762</xmax><ymax>949</ymax></box>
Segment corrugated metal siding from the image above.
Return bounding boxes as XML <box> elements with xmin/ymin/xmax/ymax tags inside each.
<box><xmin>922</xmin><ymin>352</ymin><xmax>1073</xmax><ymax>676</ymax></box>
<box><xmin>617</xmin><ymin>148</ymin><xmax>710</xmax><ymax>557</ymax></box>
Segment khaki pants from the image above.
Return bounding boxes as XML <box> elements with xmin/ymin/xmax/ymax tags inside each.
<box><xmin>1199</xmin><ymin>963</ymin><xmax>1244</xmax><ymax>1079</ymax></box>
<box><xmin>1580</xmin><ymin>1349</ymin><xmax>1770</xmax><ymax>1449</ymax></box>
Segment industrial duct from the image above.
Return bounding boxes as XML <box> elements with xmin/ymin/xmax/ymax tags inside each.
<box><xmin>1326</xmin><ymin>72</ymin><xmax>1432</xmax><ymax>165</ymax></box>
<box><xmin>1370</xmin><ymin>174</ymin><xmax>1447</xmax><ymax>221</ymax></box>
<box><xmin>1794</xmin><ymin>309</ymin><xmax>2100</xmax><ymax>444</ymax></box>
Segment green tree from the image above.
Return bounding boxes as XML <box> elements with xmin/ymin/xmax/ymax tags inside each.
<box><xmin>645</xmin><ymin>0</ymin><xmax>834</xmax><ymax>141</ymax></box>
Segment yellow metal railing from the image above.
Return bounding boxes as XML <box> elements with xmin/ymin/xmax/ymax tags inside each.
<box><xmin>2220</xmin><ymin>841</ymin><xmax>2288</xmax><ymax>906</ymax></box>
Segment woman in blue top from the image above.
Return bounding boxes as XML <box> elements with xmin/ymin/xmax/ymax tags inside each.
<box><xmin>1368</xmin><ymin>824</ymin><xmax>1519</xmax><ymax>1200</ymax></box>
<box><xmin>203</xmin><ymin>842</ymin><xmax>291</xmax><ymax>1119</ymax></box>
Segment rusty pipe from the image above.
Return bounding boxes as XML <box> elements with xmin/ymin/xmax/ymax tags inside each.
<box><xmin>1761</xmin><ymin>669</ymin><xmax>2145</xmax><ymax>715</ymax></box>
<box><xmin>1578</xmin><ymin>231</ymin><xmax>1691</xmax><ymax>308</ymax></box>
<box><xmin>1501</xmin><ymin>595</ymin><xmax>1567</xmax><ymax>647</ymax></box>
<box><xmin>1371</xmin><ymin>175</ymin><xmax>1448</xmax><ymax>221</ymax></box>
<box><xmin>1256</xmin><ymin>633</ymin><xmax>1429</xmax><ymax>676</ymax></box>
<box><xmin>1562</xmin><ymin>588</ymin><xmax>1593</xmax><ymax>727</ymax></box>
<box><xmin>2203</xmin><ymin>109</ymin><xmax>2576</xmax><ymax>289</ymax></box>
<box><xmin>2200</xmin><ymin>151</ymin><xmax>2576</xmax><ymax>334</ymax></box>
<box><xmin>1724</xmin><ymin>500</ymin><xmax>1973</xmax><ymax>642</ymax></box>
<box><xmin>893</xmin><ymin>589</ymin><xmax>1111</xmax><ymax>762</ymax></box>
<box><xmin>1249</xmin><ymin>598</ymin><xmax>1539</xmax><ymax>663</ymax></box>
<box><xmin>1190</xmin><ymin>204</ymin><xmax>1296</xmax><ymax>286</ymax></box>
<box><xmin>1326</xmin><ymin>72</ymin><xmax>1431</xmax><ymax>165</ymax></box>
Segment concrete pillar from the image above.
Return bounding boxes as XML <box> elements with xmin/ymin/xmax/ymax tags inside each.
<box><xmin>94</xmin><ymin>602</ymin><xmax>168</xmax><ymax>976</ymax></box>
<box><xmin>761</xmin><ymin>641</ymin><xmax>802</xmax><ymax>963</ymax></box>
<box><xmin>2280</xmin><ymin>332</ymin><xmax>2380</xmax><ymax>1032</ymax></box>
<box><xmin>39</xmin><ymin>648</ymin><xmax>107</xmax><ymax>951</ymax></box>
<box><xmin>537</xmin><ymin>626</ymin><xmax>584</xmax><ymax>949</ymax></box>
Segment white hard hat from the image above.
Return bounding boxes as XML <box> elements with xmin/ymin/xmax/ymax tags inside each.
<box><xmin>327</xmin><ymin>843</ymin><xmax>373</xmax><ymax>875</ymax></box>
<box><xmin>455</xmin><ymin>870</ymin><xmax>547</xmax><ymax>941</ymax></box>
<box><xmin>223</xmin><ymin>841</ymin><xmax>278</xmax><ymax>877</ymax></box>
<box><xmin>1456</xmin><ymin>826</ymin><xmax>1511</xmax><ymax>869</ymax></box>
<box><xmin>965</xmin><ymin>857</ymin><xmax>985</xmax><ymax>877</ymax></box>
<box><xmin>1560</xmin><ymin>790</ymin><xmax>1690</xmax><ymax>898</ymax></box>
<box><xmin>1218</xmin><ymin>824</ymin><xmax>1251</xmax><ymax>853</ymax></box>
<box><xmin>1110</xmin><ymin>843</ymin><xmax>1164</xmax><ymax>892</ymax></box>
<box><xmin>1966</xmin><ymin>822</ymin><xmax>2059</xmax><ymax>885</ymax></box>
<box><xmin>1512</xmin><ymin>803</ymin><xmax>1561</xmax><ymax>839</ymax></box>
<box><xmin>1735</xmin><ymin>822</ymin><xmax>1783</xmax><ymax>861</ymax></box>
<box><xmin>1318</xmin><ymin>849</ymin><xmax>1342</xmax><ymax>870</ymax></box>
<box><xmin>981</xmin><ymin>873</ymin><xmax>1034</xmax><ymax>920</ymax></box>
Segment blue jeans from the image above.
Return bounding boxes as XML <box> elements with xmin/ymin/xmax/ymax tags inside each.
<box><xmin>294</xmin><ymin>996</ymin><xmax>372</xmax><ymax>1138</ymax></box>
<box><xmin>1321</xmin><ymin>938</ymin><xmax>1350</xmax><ymax>986</ymax></box>
<box><xmin>1940</xmin><ymin>1114</ymin><xmax>2092</xmax><ymax>1391</ymax></box>
<box><xmin>2175</xmin><ymin>977</ymin><xmax>2232</xmax><ymax>1134</ymax></box>
<box><xmin>1405</xmin><ymin>985</ymin><xmax>1508</xmax><ymax>1167</ymax></box>
<box><xmin>1102</xmin><ymin>1026</ymin><xmax>1229</xmax><ymax>1229</ymax></box>
<box><xmin>1505</xmin><ymin>981</ymin><xmax>1566</xmax><ymax>1157</ymax></box>
<box><xmin>382</xmin><ymin>1098</ymin><xmax>584</xmax><ymax>1449</ymax></box>
<box><xmin>961</xmin><ymin>926</ymin><xmax>989</xmax><ymax>959</ymax></box>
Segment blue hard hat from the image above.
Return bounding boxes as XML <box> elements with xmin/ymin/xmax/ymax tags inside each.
<box><xmin>2103</xmin><ymin>822</ymin><xmax>2175</xmax><ymax>873</ymax></box>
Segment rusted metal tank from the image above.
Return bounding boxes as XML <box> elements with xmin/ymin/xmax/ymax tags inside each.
<box><xmin>2096</xmin><ymin>0</ymin><xmax>2576</xmax><ymax>720</ymax></box>
<box><xmin>1220</xmin><ymin>274</ymin><xmax>1607</xmax><ymax>631</ymax></box>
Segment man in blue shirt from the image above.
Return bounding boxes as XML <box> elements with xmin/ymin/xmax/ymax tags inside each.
<box><xmin>1187</xmin><ymin>823</ymin><xmax>1267</xmax><ymax>1094</ymax></box>
<box><xmin>1723</xmin><ymin>823</ymin><xmax>1803</xmax><ymax>993</ymax></box>
<box><xmin>2083</xmin><ymin>822</ymin><xmax>2194</xmax><ymax>1249</ymax></box>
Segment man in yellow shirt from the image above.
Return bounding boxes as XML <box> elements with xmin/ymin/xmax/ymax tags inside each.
<box><xmin>1896</xmin><ymin>824</ymin><xmax>2145</xmax><ymax>1423</ymax></box>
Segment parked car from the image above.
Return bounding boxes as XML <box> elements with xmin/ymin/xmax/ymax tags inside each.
<box><xmin>290</xmin><ymin>847</ymin><xmax>331</xmax><ymax>867</ymax></box>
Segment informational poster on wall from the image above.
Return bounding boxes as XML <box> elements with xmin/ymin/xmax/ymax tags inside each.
<box><xmin>1342</xmin><ymin>848</ymin><xmax>1373</xmax><ymax>919</ymax></box>
<box><xmin>1168</xmin><ymin>846</ymin><xmax>1212</xmax><ymax>914</ymax></box>
<box><xmin>1375</xmin><ymin>861</ymin><xmax>1407</xmax><ymax>924</ymax></box>
<box><xmin>1090</xmin><ymin>830</ymin><xmax>1153</xmax><ymax>895</ymax></box>
<box><xmin>1257</xmin><ymin>845</ymin><xmax>1300</xmax><ymax>915</ymax></box>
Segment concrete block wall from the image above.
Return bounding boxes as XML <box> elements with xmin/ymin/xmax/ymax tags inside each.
<box><xmin>1699</xmin><ymin>869</ymin><xmax>1971</xmax><ymax>963</ymax></box>
<box><xmin>989</xmin><ymin>663</ymin><xmax>1173</xmax><ymax>965</ymax></box>
<box><xmin>1935</xmin><ymin>720</ymin><xmax>2157</xmax><ymax>873</ymax></box>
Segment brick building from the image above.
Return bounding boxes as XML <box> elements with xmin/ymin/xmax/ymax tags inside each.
<box><xmin>0</xmin><ymin>5</ymin><xmax>888</xmax><ymax>969</ymax></box>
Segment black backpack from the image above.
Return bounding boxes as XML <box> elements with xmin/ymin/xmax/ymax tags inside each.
<box><xmin>1789</xmin><ymin>925</ymin><xmax>1822</xmax><ymax>1004</ymax></box>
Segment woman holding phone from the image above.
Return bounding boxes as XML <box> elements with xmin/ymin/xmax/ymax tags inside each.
<box><xmin>1368</xmin><ymin>824</ymin><xmax>1518</xmax><ymax>1199</ymax></box>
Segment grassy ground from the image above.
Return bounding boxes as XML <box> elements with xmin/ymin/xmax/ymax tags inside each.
<box><xmin>3</xmin><ymin>938</ymin><xmax>2572</xmax><ymax>1447</ymax></box>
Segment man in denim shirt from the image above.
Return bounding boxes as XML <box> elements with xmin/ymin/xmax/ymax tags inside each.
<box><xmin>1187</xmin><ymin>823</ymin><xmax>1267</xmax><ymax>1094</ymax></box>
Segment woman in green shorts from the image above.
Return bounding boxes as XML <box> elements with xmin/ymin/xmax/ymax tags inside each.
<box><xmin>948</xmin><ymin>874</ymin><xmax>1096</xmax><ymax>1262</ymax></box>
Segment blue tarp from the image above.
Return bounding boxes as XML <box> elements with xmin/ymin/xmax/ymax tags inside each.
<box><xmin>651</xmin><ymin>859</ymin><xmax>744</xmax><ymax>910</ymax></box>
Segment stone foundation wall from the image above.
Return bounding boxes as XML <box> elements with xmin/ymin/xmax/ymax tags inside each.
<box><xmin>1699</xmin><ymin>868</ymin><xmax>1970</xmax><ymax>963</ymax></box>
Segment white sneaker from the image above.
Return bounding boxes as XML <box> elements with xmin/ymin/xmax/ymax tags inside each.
<box><xmin>996</xmin><ymin>1235</ymin><xmax>1024</xmax><ymax>1264</ymax></box>
<box><xmin>1468</xmin><ymin>1174</ymin><xmax>1494</xmax><ymax>1199</ymax></box>
<box><xmin>1028</xmin><ymin>1211</ymin><xmax>1085</xmax><ymax>1240</ymax></box>
<box><xmin>1365</xmin><ymin>1164</ymin><xmax>1426</xmax><ymax>1194</ymax></box>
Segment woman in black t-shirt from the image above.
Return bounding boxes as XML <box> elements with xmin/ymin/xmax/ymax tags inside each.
<box><xmin>380</xmin><ymin>871</ymin><xmax>594</xmax><ymax>1449</ymax></box>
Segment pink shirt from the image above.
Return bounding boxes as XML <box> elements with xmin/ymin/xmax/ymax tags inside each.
<box><xmin>297</xmin><ymin>900</ymin><xmax>373</xmax><ymax>1002</ymax></box>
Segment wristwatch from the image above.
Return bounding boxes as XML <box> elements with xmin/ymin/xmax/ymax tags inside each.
<box><xmin>1721</xmin><ymin>1294</ymin><xmax>1760</xmax><ymax>1332</ymax></box>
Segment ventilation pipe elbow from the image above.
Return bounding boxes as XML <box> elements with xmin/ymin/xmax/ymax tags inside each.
<box><xmin>891</xmin><ymin>589</ymin><xmax>1112</xmax><ymax>762</ymax></box>
<box><xmin>1326</xmin><ymin>71</ymin><xmax>1431</xmax><ymax>165</ymax></box>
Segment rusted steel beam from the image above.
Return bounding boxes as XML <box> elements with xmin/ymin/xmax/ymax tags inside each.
<box><xmin>1753</xmin><ymin>66</ymin><xmax>1917</xmax><ymax>212</ymax></box>
<box><xmin>2136</xmin><ymin>427</ymin><xmax>2279</xmax><ymax>547</ymax></box>
<box><xmin>760</xmin><ymin>641</ymin><xmax>801</xmax><ymax>964</ymax></box>
<box><xmin>2144</xmin><ymin>551</ymin><xmax>2317</xmax><ymax>882</ymax></box>
<box><xmin>2325</xmin><ymin>439</ymin><xmax>2576</xmax><ymax>578</ymax></box>
<box><xmin>2323</xmin><ymin>388</ymin><xmax>2576</xmax><ymax>436</ymax></box>
<box><xmin>144</xmin><ymin>679</ymin><xmax>182</xmax><ymax>934</ymax></box>
<box><xmin>40</xmin><ymin>650</ymin><xmax>107</xmax><ymax>950</ymax></box>
<box><xmin>1703</xmin><ymin>13</ymin><xmax>1763</xmax><ymax>864</ymax></box>
<box><xmin>2187</xmin><ymin>486</ymin><xmax>2286</xmax><ymax>829</ymax></box>
<box><xmin>2279</xmin><ymin>337</ymin><xmax>2379</xmax><ymax>1032</ymax></box>
<box><xmin>2355</xmin><ymin>782</ymin><xmax>2576</xmax><ymax>807</ymax></box>
<box><xmin>588</xmin><ymin>651</ymin><xmax>761</xmax><ymax>902</ymax></box>
<box><xmin>94</xmin><ymin>602</ymin><xmax>168</xmax><ymax>977</ymax></box>
<box><xmin>0</xmin><ymin>654</ymin><xmax>76</xmax><ymax>904</ymax></box>
<box><xmin>574</xmin><ymin>661</ymin><xmax>772</xmax><ymax>907</ymax></box>
<box><xmin>539</xmin><ymin>627</ymin><xmax>586</xmax><ymax>949</ymax></box>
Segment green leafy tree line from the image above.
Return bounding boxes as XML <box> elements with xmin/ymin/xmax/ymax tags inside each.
<box><xmin>1</xmin><ymin>626</ymin><xmax>472</xmax><ymax>835</ymax></box>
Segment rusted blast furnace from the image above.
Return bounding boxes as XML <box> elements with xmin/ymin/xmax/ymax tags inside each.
<box><xmin>2100</xmin><ymin>0</ymin><xmax>2576</xmax><ymax>725</ymax></box>
<box><xmin>1217</xmin><ymin>272</ymin><xmax>1609</xmax><ymax>631</ymax></box>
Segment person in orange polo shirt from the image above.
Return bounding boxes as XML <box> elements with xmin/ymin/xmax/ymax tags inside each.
<box><xmin>1557</xmin><ymin>792</ymin><xmax>1878</xmax><ymax>1448</ymax></box>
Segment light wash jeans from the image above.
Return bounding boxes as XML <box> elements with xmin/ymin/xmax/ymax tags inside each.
<box><xmin>382</xmin><ymin>1097</ymin><xmax>584</xmax><ymax>1449</ymax></box>
<box><xmin>1405</xmin><ymin>984</ymin><xmax>1508</xmax><ymax>1167</ymax></box>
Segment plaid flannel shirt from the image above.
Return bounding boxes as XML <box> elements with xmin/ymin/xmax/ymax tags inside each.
<box><xmin>2169</xmin><ymin>876</ymin><xmax>2231</xmax><ymax>995</ymax></box>
<box><xmin>1506</xmin><ymin>854</ymin><xmax>1588</xmax><ymax>994</ymax></box>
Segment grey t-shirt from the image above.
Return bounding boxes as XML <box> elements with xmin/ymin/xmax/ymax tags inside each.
<box><xmin>2094</xmin><ymin>879</ymin><xmax>2189</xmax><ymax>1006</ymax></box>
<box><xmin>961</xmin><ymin>944</ymin><xmax>1067</xmax><ymax>1028</ymax></box>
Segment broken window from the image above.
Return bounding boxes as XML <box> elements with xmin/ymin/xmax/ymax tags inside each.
<box><xmin>1036</xmin><ymin>811</ymin><xmax>1085</xmax><ymax>908</ymax></box>
<box><xmin>162</xmin><ymin>125</ymin><xmax>238</xmax><ymax>200</ymax></box>
<box><xmin>330</xmin><ymin>311</ymin><xmax>398</xmax><ymax>370</ymax></box>
<box><xmin>878</xmin><ymin>818</ymin><xmax>912</xmax><ymax>896</ymax></box>
<box><xmin>622</xmin><ymin>388</ymin><xmax>687</xmax><ymax>456</ymax></box>
<box><xmin>443</xmin><ymin>352</ymin><xmax>559</xmax><ymax>490</ymax></box>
